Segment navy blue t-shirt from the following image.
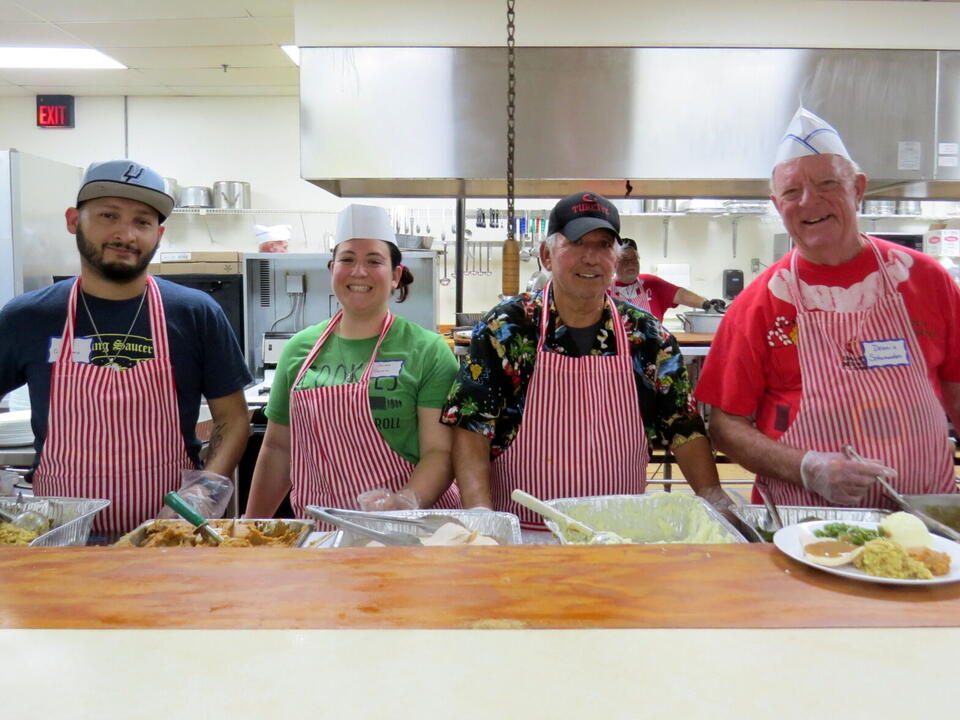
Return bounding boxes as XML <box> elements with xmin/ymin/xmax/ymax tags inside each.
<box><xmin>0</xmin><ymin>277</ymin><xmax>252</xmax><ymax>466</ymax></box>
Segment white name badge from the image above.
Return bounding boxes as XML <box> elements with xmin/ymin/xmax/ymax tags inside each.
<box><xmin>48</xmin><ymin>336</ymin><xmax>93</xmax><ymax>364</ymax></box>
<box><xmin>370</xmin><ymin>360</ymin><xmax>404</xmax><ymax>378</ymax></box>
<box><xmin>861</xmin><ymin>339</ymin><xmax>910</xmax><ymax>368</ymax></box>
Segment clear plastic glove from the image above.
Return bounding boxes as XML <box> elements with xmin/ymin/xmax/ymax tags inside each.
<box><xmin>357</xmin><ymin>487</ymin><xmax>420</xmax><ymax>512</ymax></box>
<box><xmin>702</xmin><ymin>298</ymin><xmax>727</xmax><ymax>312</ymax></box>
<box><xmin>800</xmin><ymin>451</ymin><xmax>895</xmax><ymax>505</ymax></box>
<box><xmin>158</xmin><ymin>470</ymin><xmax>234</xmax><ymax>519</ymax></box>
<box><xmin>695</xmin><ymin>485</ymin><xmax>739</xmax><ymax>524</ymax></box>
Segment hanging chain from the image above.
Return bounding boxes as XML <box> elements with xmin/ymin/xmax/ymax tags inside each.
<box><xmin>506</xmin><ymin>0</ymin><xmax>516</xmax><ymax>242</ymax></box>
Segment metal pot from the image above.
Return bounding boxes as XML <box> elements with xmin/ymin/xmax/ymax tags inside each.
<box><xmin>162</xmin><ymin>177</ymin><xmax>180</xmax><ymax>205</ymax></box>
<box><xmin>896</xmin><ymin>200</ymin><xmax>922</xmax><ymax>216</ymax></box>
<box><xmin>677</xmin><ymin>310</ymin><xmax>725</xmax><ymax>333</ymax></box>
<box><xmin>180</xmin><ymin>186</ymin><xmax>213</xmax><ymax>208</ymax></box>
<box><xmin>213</xmin><ymin>180</ymin><xmax>251</xmax><ymax>209</ymax></box>
<box><xmin>862</xmin><ymin>200</ymin><xmax>897</xmax><ymax>216</ymax></box>
<box><xmin>643</xmin><ymin>198</ymin><xmax>676</xmax><ymax>213</ymax></box>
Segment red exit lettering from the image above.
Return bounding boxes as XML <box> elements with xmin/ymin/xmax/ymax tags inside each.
<box><xmin>38</xmin><ymin>105</ymin><xmax>65</xmax><ymax>126</ymax></box>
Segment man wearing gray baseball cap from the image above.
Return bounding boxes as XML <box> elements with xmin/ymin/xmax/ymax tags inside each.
<box><xmin>0</xmin><ymin>159</ymin><xmax>252</xmax><ymax>537</ymax></box>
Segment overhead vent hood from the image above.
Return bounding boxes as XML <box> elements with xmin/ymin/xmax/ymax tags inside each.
<box><xmin>300</xmin><ymin>47</ymin><xmax>960</xmax><ymax>200</ymax></box>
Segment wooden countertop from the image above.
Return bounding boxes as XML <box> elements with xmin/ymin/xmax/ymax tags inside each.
<box><xmin>673</xmin><ymin>332</ymin><xmax>714</xmax><ymax>345</ymax></box>
<box><xmin>2</xmin><ymin>544</ymin><xmax>957</xmax><ymax>630</ymax></box>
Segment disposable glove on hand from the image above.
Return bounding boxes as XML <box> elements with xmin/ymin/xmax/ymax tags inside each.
<box><xmin>695</xmin><ymin>485</ymin><xmax>739</xmax><ymax>525</ymax></box>
<box><xmin>158</xmin><ymin>470</ymin><xmax>234</xmax><ymax>519</ymax></box>
<box><xmin>702</xmin><ymin>298</ymin><xmax>727</xmax><ymax>312</ymax></box>
<box><xmin>357</xmin><ymin>487</ymin><xmax>420</xmax><ymax>512</ymax></box>
<box><xmin>800</xmin><ymin>451</ymin><xmax>895</xmax><ymax>505</ymax></box>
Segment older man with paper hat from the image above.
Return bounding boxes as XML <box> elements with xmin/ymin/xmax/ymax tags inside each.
<box><xmin>246</xmin><ymin>203</ymin><xmax>460</xmax><ymax>520</ymax></box>
<box><xmin>0</xmin><ymin>159</ymin><xmax>252</xmax><ymax>536</ymax></box>
<box><xmin>695</xmin><ymin>108</ymin><xmax>960</xmax><ymax>509</ymax></box>
<box><xmin>442</xmin><ymin>191</ymin><xmax>733</xmax><ymax>539</ymax></box>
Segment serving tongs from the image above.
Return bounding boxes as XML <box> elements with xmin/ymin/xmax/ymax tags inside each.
<box><xmin>312</xmin><ymin>507</ymin><xmax>465</xmax><ymax>533</ymax></box>
<box><xmin>843</xmin><ymin>445</ymin><xmax>960</xmax><ymax>542</ymax></box>
<box><xmin>306</xmin><ymin>507</ymin><xmax>424</xmax><ymax>546</ymax></box>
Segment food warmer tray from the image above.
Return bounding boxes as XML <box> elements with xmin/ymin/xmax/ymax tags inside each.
<box><xmin>543</xmin><ymin>492</ymin><xmax>747</xmax><ymax>544</ymax></box>
<box><xmin>307</xmin><ymin>507</ymin><xmax>522</xmax><ymax>547</ymax></box>
<box><xmin>0</xmin><ymin>496</ymin><xmax>110</xmax><ymax>546</ymax></box>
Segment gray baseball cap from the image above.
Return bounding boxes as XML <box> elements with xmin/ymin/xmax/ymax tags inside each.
<box><xmin>77</xmin><ymin>159</ymin><xmax>175</xmax><ymax>221</ymax></box>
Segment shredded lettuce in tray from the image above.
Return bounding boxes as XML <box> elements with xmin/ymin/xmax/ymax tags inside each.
<box><xmin>559</xmin><ymin>494</ymin><xmax>736</xmax><ymax>544</ymax></box>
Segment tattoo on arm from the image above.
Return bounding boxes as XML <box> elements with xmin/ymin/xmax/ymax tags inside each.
<box><xmin>206</xmin><ymin>422</ymin><xmax>225</xmax><ymax>461</ymax></box>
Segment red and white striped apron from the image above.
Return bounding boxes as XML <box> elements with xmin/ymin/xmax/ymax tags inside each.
<box><xmin>758</xmin><ymin>238</ymin><xmax>955</xmax><ymax>508</ymax></box>
<box><xmin>490</xmin><ymin>282</ymin><xmax>649</xmax><ymax>530</ymax></box>
<box><xmin>34</xmin><ymin>276</ymin><xmax>192</xmax><ymax>534</ymax></box>
<box><xmin>611</xmin><ymin>278</ymin><xmax>653</xmax><ymax>313</ymax></box>
<box><xmin>288</xmin><ymin>310</ymin><xmax>459</xmax><ymax>519</ymax></box>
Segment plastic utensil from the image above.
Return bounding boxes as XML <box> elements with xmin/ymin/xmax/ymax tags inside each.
<box><xmin>843</xmin><ymin>445</ymin><xmax>960</xmax><ymax>542</ymax></box>
<box><xmin>307</xmin><ymin>507</ymin><xmax>423</xmax><ymax>546</ymax></box>
<box><xmin>510</xmin><ymin>489</ymin><xmax>631</xmax><ymax>544</ymax></box>
<box><xmin>163</xmin><ymin>491</ymin><xmax>224</xmax><ymax>545</ymax></box>
<box><xmin>0</xmin><ymin>505</ymin><xmax>48</xmax><ymax>534</ymax></box>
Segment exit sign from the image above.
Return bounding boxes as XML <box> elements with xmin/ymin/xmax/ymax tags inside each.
<box><xmin>36</xmin><ymin>95</ymin><xmax>74</xmax><ymax>128</ymax></box>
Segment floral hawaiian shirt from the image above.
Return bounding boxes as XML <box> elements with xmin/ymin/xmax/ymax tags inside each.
<box><xmin>440</xmin><ymin>291</ymin><xmax>706</xmax><ymax>458</ymax></box>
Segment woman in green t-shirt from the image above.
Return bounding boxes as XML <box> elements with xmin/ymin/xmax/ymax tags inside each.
<box><xmin>245</xmin><ymin>205</ymin><xmax>460</xmax><ymax>518</ymax></box>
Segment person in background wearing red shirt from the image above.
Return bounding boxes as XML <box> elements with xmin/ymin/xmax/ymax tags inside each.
<box><xmin>610</xmin><ymin>238</ymin><xmax>726</xmax><ymax>321</ymax></box>
<box><xmin>695</xmin><ymin>107</ymin><xmax>960</xmax><ymax>509</ymax></box>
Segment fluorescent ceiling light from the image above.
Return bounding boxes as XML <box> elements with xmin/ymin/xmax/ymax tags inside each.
<box><xmin>0</xmin><ymin>47</ymin><xmax>126</xmax><ymax>69</ymax></box>
<box><xmin>281</xmin><ymin>44</ymin><xmax>300</xmax><ymax>66</ymax></box>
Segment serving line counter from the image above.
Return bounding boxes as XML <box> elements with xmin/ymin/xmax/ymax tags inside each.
<box><xmin>0</xmin><ymin>544</ymin><xmax>957</xmax><ymax>716</ymax></box>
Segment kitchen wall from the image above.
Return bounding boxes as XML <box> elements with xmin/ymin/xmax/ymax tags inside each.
<box><xmin>0</xmin><ymin>93</ymin><xmax>950</xmax><ymax>328</ymax></box>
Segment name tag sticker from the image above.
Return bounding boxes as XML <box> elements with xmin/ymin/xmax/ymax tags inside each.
<box><xmin>47</xmin><ymin>336</ymin><xmax>93</xmax><ymax>363</ymax></box>
<box><xmin>370</xmin><ymin>360</ymin><xmax>404</xmax><ymax>378</ymax></box>
<box><xmin>861</xmin><ymin>339</ymin><xmax>910</xmax><ymax>368</ymax></box>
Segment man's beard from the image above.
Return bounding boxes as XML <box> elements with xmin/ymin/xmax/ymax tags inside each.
<box><xmin>76</xmin><ymin>226</ymin><xmax>158</xmax><ymax>282</ymax></box>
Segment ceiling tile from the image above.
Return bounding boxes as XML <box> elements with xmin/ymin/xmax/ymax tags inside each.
<box><xmin>12</xmin><ymin>0</ymin><xmax>292</xmax><ymax>22</ymax></box>
<box><xmin>55</xmin><ymin>17</ymin><xmax>293</xmax><ymax>48</ymax></box>
<box><xmin>0</xmin><ymin>1</ymin><xmax>40</xmax><ymax>22</ymax></box>
<box><xmin>102</xmin><ymin>45</ymin><xmax>295</xmax><ymax>69</ymax></box>
<box><xmin>18</xmin><ymin>84</ymin><xmax>177</xmax><ymax>96</ymax></box>
<box><xmin>137</xmin><ymin>66</ymin><xmax>298</xmax><ymax>86</ymax></box>
<box><xmin>0</xmin><ymin>21</ymin><xmax>84</xmax><ymax>46</ymax></box>
<box><xmin>164</xmin><ymin>84</ymin><xmax>297</xmax><ymax>97</ymax></box>
<box><xmin>0</xmin><ymin>68</ymin><xmax>156</xmax><ymax>86</ymax></box>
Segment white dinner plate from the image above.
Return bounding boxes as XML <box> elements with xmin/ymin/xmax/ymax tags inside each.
<box><xmin>773</xmin><ymin>520</ymin><xmax>960</xmax><ymax>586</ymax></box>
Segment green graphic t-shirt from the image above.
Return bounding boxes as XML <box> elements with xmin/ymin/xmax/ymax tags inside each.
<box><xmin>264</xmin><ymin>316</ymin><xmax>458</xmax><ymax>463</ymax></box>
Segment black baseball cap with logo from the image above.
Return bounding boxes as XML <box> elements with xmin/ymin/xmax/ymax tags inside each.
<box><xmin>547</xmin><ymin>191</ymin><xmax>620</xmax><ymax>243</ymax></box>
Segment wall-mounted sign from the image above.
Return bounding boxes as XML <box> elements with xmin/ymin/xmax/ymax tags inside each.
<box><xmin>36</xmin><ymin>95</ymin><xmax>74</xmax><ymax>128</ymax></box>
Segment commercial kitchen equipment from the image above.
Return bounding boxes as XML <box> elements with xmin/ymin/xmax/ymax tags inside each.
<box><xmin>242</xmin><ymin>251</ymin><xmax>438</xmax><ymax>377</ymax></box>
<box><xmin>0</xmin><ymin>150</ymin><xmax>82</xmax><ymax>307</ymax></box>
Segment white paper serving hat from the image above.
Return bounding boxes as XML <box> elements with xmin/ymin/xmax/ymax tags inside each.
<box><xmin>774</xmin><ymin>107</ymin><xmax>852</xmax><ymax>166</ymax></box>
<box><xmin>334</xmin><ymin>204</ymin><xmax>396</xmax><ymax>245</ymax></box>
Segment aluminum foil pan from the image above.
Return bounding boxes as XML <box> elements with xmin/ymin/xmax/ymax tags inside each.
<box><xmin>310</xmin><ymin>508</ymin><xmax>522</xmax><ymax>547</ymax></box>
<box><xmin>731</xmin><ymin>504</ymin><xmax>888</xmax><ymax>543</ymax></box>
<box><xmin>544</xmin><ymin>493</ymin><xmax>747</xmax><ymax>544</ymax></box>
<box><xmin>116</xmin><ymin>518</ymin><xmax>313</xmax><ymax>547</ymax></box>
<box><xmin>900</xmin><ymin>494</ymin><xmax>960</xmax><ymax>533</ymax></box>
<box><xmin>0</xmin><ymin>496</ymin><xmax>110</xmax><ymax>547</ymax></box>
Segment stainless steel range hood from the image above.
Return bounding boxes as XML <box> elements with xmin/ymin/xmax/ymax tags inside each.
<box><xmin>300</xmin><ymin>47</ymin><xmax>960</xmax><ymax>200</ymax></box>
